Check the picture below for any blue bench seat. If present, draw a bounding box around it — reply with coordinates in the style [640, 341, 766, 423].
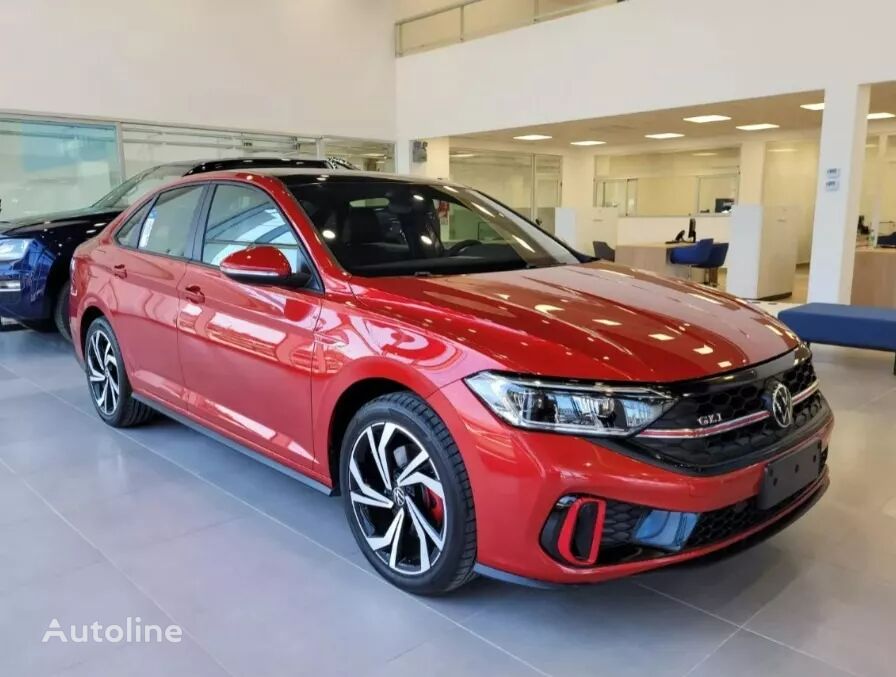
[777, 303, 896, 374]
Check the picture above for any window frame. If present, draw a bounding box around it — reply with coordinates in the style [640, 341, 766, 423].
[111, 182, 210, 263]
[189, 180, 323, 292]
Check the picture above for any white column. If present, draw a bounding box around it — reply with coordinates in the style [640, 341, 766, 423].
[807, 82, 870, 303]
[870, 133, 888, 243]
[738, 140, 766, 205]
[394, 137, 412, 174]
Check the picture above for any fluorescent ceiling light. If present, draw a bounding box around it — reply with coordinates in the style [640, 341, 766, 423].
[513, 134, 552, 141]
[692, 151, 718, 156]
[868, 112, 896, 120]
[683, 115, 731, 123]
[645, 133, 684, 139]
[570, 140, 606, 146]
[736, 123, 780, 131]
[769, 147, 797, 153]
[361, 153, 385, 158]
[450, 152, 476, 158]
[801, 103, 825, 111]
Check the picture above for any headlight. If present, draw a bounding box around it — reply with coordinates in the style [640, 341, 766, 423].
[464, 372, 675, 437]
[0, 238, 32, 263]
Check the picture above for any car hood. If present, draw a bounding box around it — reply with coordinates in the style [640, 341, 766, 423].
[353, 262, 800, 383]
[0, 206, 122, 238]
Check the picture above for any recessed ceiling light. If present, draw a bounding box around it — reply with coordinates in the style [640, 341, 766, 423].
[868, 112, 896, 120]
[692, 151, 718, 156]
[361, 153, 385, 158]
[645, 133, 684, 139]
[570, 140, 606, 146]
[769, 147, 797, 153]
[866, 143, 878, 148]
[683, 115, 731, 123]
[801, 103, 825, 111]
[736, 123, 780, 131]
[450, 152, 476, 158]
[513, 134, 552, 141]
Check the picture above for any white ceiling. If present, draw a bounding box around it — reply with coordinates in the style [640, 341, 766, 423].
[451, 85, 896, 150]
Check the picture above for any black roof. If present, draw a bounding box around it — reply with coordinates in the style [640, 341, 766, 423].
[223, 167, 458, 187]
[181, 157, 333, 175]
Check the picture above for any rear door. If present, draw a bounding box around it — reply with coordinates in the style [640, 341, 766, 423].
[176, 181, 322, 470]
[108, 184, 206, 408]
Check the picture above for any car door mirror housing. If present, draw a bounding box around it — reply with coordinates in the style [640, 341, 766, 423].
[219, 246, 308, 286]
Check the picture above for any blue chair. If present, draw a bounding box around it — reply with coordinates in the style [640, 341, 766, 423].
[669, 238, 714, 278]
[878, 232, 896, 246]
[693, 242, 729, 286]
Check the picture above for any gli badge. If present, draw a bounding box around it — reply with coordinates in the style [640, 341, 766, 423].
[697, 412, 723, 427]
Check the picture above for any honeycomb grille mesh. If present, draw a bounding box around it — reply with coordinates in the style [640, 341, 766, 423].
[636, 358, 826, 470]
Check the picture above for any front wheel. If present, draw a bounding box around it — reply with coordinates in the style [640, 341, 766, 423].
[340, 392, 477, 595]
[84, 317, 155, 428]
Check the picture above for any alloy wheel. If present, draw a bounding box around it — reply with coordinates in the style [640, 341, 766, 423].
[348, 422, 447, 576]
[86, 329, 120, 416]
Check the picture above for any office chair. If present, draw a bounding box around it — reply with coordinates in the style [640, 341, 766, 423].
[592, 241, 616, 261]
[693, 242, 729, 287]
[669, 238, 714, 279]
[878, 232, 896, 247]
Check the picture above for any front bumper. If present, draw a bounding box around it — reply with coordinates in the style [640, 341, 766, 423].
[430, 380, 833, 585]
[0, 243, 54, 321]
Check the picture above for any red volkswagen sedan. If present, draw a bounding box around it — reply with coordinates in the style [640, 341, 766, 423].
[70, 169, 832, 594]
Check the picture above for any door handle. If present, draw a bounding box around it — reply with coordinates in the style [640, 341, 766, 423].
[112, 264, 127, 279]
[184, 284, 205, 304]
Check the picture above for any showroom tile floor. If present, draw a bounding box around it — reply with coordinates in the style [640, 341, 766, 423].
[1, 327, 895, 677]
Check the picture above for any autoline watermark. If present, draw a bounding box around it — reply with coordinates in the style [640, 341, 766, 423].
[42, 617, 183, 644]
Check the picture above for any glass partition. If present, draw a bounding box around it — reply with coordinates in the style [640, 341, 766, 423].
[450, 149, 534, 217]
[0, 118, 120, 219]
[594, 147, 739, 216]
[323, 139, 394, 172]
[120, 123, 315, 176]
[449, 149, 562, 233]
[397, 0, 623, 55]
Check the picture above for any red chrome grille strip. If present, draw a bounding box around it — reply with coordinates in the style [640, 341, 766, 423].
[638, 381, 819, 440]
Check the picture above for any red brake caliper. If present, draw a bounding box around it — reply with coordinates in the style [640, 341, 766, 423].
[423, 487, 444, 525]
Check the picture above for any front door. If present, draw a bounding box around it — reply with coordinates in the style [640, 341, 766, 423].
[176, 182, 322, 470]
[107, 184, 206, 408]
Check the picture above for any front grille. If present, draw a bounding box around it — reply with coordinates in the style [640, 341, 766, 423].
[654, 358, 817, 430]
[624, 349, 831, 473]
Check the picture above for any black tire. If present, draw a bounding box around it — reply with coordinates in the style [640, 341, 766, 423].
[339, 391, 477, 595]
[53, 280, 72, 342]
[84, 317, 155, 428]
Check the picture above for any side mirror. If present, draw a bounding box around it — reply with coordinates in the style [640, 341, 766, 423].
[219, 246, 309, 286]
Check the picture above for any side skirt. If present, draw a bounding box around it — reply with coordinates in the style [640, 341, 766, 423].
[133, 394, 334, 497]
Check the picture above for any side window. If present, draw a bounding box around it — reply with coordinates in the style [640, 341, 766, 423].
[115, 201, 153, 248]
[137, 185, 205, 258]
[202, 184, 305, 273]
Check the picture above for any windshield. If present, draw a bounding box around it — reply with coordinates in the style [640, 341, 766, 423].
[93, 165, 188, 209]
[287, 180, 579, 277]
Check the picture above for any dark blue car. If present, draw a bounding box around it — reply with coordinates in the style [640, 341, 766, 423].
[0, 156, 346, 340]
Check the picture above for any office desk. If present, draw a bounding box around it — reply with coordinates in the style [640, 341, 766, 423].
[852, 247, 896, 308]
[615, 242, 690, 277]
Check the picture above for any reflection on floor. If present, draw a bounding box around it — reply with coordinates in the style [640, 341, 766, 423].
[1, 330, 895, 676]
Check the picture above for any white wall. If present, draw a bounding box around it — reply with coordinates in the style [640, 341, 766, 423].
[0, 0, 396, 140]
[396, 0, 896, 139]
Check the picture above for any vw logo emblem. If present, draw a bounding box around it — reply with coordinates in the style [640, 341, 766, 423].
[768, 382, 794, 428]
